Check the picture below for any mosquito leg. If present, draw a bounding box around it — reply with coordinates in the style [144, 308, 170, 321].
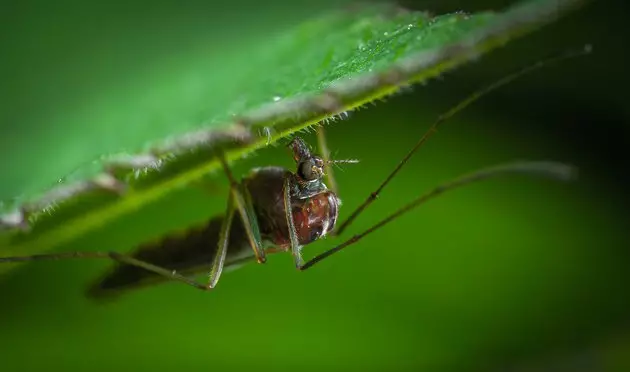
[207, 189, 236, 288]
[334, 46, 591, 236]
[0, 155, 261, 292]
[299, 161, 576, 270]
[0, 251, 214, 291]
[1, 183, 238, 291]
[241, 182, 265, 261]
[217, 153, 266, 264]
[316, 125, 339, 196]
[283, 174, 303, 268]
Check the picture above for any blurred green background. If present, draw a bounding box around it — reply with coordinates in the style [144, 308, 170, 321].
[1, 0, 629, 371]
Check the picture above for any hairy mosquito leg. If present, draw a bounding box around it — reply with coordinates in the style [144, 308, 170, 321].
[300, 161, 576, 270]
[316, 125, 339, 196]
[208, 190, 236, 288]
[217, 153, 266, 264]
[0, 251, 213, 291]
[334, 46, 592, 237]
[283, 174, 303, 268]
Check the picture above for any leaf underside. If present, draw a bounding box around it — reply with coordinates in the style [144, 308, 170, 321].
[0, 0, 587, 272]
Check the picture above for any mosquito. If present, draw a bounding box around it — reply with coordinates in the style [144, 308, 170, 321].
[0, 47, 588, 298]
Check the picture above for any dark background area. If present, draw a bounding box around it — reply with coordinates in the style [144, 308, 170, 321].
[402, 0, 630, 199]
[0, 1, 629, 371]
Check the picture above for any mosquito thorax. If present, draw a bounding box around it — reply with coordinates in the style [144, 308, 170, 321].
[290, 188, 340, 245]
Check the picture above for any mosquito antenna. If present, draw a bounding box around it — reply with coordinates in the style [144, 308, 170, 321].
[329, 160, 360, 174]
[334, 44, 593, 236]
[300, 161, 576, 270]
[316, 126, 360, 193]
[317, 126, 339, 194]
[327, 159, 360, 165]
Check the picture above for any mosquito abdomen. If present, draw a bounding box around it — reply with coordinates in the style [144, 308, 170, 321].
[86, 216, 253, 299]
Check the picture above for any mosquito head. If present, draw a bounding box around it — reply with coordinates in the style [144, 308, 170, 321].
[288, 137, 320, 182]
[297, 155, 325, 182]
[288, 136, 359, 183]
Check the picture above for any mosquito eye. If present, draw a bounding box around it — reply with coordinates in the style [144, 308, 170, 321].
[297, 162, 309, 179]
[298, 160, 318, 181]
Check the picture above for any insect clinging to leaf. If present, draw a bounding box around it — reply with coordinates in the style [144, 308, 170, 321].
[0, 48, 588, 298]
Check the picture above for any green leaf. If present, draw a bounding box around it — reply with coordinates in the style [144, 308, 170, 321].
[0, 0, 587, 272]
